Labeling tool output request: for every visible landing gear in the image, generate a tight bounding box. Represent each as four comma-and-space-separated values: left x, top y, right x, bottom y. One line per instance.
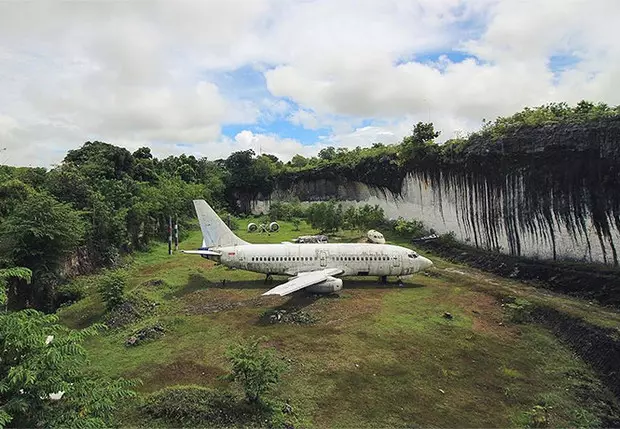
397, 277, 404, 287
264, 274, 273, 284
379, 275, 388, 284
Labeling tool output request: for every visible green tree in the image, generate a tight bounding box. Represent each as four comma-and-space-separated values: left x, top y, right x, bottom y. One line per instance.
0, 192, 86, 272
0, 180, 33, 219
355, 204, 385, 231
224, 337, 286, 404
0, 309, 138, 428
306, 201, 343, 233
0, 192, 86, 310
343, 206, 358, 231
290, 154, 309, 168
318, 146, 336, 161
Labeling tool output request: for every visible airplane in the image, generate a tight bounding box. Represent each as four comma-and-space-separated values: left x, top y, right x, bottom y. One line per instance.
182, 200, 434, 297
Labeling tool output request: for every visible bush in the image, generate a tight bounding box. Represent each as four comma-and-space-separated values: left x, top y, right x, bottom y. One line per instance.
394, 216, 426, 237
141, 385, 271, 427
55, 281, 85, 306
224, 337, 287, 403
503, 296, 534, 324
98, 271, 126, 311
306, 201, 342, 233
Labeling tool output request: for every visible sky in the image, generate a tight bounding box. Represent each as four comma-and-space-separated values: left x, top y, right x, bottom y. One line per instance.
0, 0, 619, 167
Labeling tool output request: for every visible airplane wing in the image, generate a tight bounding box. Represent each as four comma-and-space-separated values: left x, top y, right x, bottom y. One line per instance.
262, 268, 344, 297
181, 249, 221, 256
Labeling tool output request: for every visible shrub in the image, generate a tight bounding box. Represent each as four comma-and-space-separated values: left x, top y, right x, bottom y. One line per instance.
224, 337, 287, 403
55, 281, 85, 306
394, 216, 426, 237
141, 385, 271, 427
97, 271, 126, 311
504, 296, 534, 324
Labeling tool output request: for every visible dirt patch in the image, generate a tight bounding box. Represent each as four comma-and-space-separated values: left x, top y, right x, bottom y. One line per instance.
458, 291, 520, 340
419, 239, 620, 308
259, 308, 317, 325
135, 360, 227, 393
320, 288, 389, 327
183, 288, 279, 315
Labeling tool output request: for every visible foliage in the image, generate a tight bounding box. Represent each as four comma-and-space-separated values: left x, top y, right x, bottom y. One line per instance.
223, 337, 287, 404
140, 385, 278, 427
268, 200, 306, 221
0, 309, 138, 428
394, 217, 427, 237
478, 100, 620, 139
355, 204, 385, 231
504, 297, 534, 324
399, 122, 441, 166
306, 201, 343, 233
97, 271, 126, 311
292, 218, 301, 231
0, 192, 87, 272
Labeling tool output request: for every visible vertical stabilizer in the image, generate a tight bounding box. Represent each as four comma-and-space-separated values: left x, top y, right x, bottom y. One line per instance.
193, 200, 248, 248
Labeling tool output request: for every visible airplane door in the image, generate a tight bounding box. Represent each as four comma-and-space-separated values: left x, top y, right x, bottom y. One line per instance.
319, 251, 328, 268
392, 255, 400, 268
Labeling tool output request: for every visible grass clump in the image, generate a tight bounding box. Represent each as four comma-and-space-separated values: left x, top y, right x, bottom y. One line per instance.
503, 296, 534, 323
141, 385, 267, 427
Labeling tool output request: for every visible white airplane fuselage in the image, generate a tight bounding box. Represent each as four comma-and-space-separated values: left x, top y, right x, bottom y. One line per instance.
211, 242, 432, 277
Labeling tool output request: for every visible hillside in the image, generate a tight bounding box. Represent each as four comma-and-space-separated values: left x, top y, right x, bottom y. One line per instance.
56, 219, 620, 428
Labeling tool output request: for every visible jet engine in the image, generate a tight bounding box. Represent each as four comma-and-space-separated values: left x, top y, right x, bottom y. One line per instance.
247, 223, 258, 232
269, 221, 280, 232
306, 276, 343, 294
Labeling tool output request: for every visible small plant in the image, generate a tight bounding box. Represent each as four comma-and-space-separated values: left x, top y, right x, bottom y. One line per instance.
223, 337, 287, 403
504, 297, 534, 324
292, 218, 301, 231
527, 404, 551, 428
98, 271, 126, 311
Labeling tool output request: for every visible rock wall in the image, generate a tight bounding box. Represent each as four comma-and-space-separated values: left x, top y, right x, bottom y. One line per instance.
254, 118, 620, 265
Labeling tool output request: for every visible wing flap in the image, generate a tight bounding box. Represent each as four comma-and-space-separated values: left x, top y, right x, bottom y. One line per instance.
262, 268, 344, 296
181, 250, 221, 256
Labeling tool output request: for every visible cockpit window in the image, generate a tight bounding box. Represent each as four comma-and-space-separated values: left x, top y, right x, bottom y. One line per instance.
408, 253, 418, 259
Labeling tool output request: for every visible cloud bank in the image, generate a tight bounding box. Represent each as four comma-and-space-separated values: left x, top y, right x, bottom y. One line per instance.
0, 0, 618, 166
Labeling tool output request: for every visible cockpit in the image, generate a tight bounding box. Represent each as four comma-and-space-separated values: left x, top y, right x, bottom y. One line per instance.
407, 252, 419, 259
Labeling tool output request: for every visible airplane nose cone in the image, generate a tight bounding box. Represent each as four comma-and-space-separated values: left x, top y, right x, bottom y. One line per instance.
421, 256, 433, 270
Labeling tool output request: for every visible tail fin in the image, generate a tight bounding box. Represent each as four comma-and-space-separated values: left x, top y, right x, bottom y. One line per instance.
193, 200, 248, 248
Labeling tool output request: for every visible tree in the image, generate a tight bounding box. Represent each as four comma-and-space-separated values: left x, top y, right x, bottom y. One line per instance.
224, 337, 286, 404
290, 154, 309, 168
0, 192, 86, 272
318, 146, 336, 161
356, 204, 385, 231
399, 122, 441, 164
306, 201, 343, 233
0, 309, 138, 428
0, 192, 87, 310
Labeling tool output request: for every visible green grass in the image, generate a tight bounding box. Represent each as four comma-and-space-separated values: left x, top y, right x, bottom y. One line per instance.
57, 220, 620, 428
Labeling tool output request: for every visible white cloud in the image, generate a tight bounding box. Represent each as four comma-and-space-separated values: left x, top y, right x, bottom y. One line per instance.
0, 0, 619, 167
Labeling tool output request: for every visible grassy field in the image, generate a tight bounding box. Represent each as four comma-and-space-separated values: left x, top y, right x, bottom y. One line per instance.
58, 219, 620, 428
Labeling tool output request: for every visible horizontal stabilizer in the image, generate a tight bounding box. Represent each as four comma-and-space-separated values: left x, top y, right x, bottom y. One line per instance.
181, 249, 221, 256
